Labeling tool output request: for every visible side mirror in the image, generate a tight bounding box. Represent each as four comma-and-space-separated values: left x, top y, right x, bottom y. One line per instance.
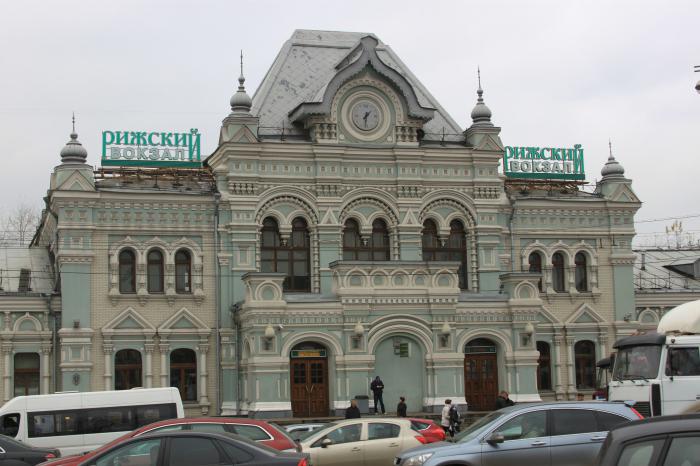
487, 432, 505, 445
321, 438, 333, 448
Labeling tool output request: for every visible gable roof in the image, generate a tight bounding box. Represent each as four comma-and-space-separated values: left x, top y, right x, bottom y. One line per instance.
634, 249, 700, 291
251, 29, 464, 142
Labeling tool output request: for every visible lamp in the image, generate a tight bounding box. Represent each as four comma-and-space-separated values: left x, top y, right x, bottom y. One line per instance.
440, 322, 452, 348
440, 322, 452, 335
353, 322, 364, 336
264, 324, 275, 339
523, 322, 535, 346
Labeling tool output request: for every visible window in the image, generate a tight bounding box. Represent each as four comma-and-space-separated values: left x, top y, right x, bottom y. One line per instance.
14, 353, 39, 397
18, 268, 31, 292
368, 423, 400, 440
575, 252, 588, 292
115, 349, 142, 390
170, 349, 197, 402
575, 340, 596, 389
495, 410, 547, 440
595, 411, 629, 431
342, 219, 390, 261
315, 424, 362, 446
147, 250, 164, 293
617, 439, 665, 466
1, 413, 20, 438
666, 347, 700, 376
260, 217, 310, 292
662, 436, 700, 466
422, 219, 469, 289
27, 411, 79, 438
95, 438, 161, 466
219, 442, 254, 464
231, 424, 272, 441
189, 423, 228, 434
551, 409, 598, 436
135, 404, 177, 427
552, 252, 566, 292
84, 407, 135, 434
536, 342, 552, 391
175, 250, 192, 293
119, 249, 136, 293
528, 252, 543, 291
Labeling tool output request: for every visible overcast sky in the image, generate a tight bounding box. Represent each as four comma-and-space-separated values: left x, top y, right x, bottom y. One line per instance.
1, 0, 698, 246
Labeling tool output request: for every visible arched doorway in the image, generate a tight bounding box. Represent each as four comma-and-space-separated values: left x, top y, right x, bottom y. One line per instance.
374, 335, 425, 414
290, 342, 329, 417
464, 338, 498, 411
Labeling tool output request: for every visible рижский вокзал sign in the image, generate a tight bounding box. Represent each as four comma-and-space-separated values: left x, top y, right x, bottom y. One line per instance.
101, 129, 201, 168
504, 144, 585, 180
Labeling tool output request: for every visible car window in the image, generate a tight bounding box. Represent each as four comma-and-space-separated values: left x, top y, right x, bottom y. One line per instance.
368, 423, 400, 440
314, 424, 362, 446
666, 347, 700, 376
190, 423, 228, 434
95, 438, 161, 466
552, 409, 598, 436
219, 441, 254, 463
662, 436, 700, 466
496, 411, 547, 440
411, 421, 430, 430
616, 439, 665, 466
232, 424, 271, 441
1, 414, 20, 438
596, 411, 630, 431
169, 437, 223, 466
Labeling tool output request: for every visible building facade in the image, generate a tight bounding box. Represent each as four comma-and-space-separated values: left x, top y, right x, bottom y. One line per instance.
14, 29, 643, 417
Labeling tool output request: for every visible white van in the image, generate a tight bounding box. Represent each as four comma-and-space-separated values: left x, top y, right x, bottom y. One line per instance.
0, 387, 183, 456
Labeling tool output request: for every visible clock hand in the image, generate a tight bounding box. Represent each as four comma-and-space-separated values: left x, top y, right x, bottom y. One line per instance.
363, 111, 370, 128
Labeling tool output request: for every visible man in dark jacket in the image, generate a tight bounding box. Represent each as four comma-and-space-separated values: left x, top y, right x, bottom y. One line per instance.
495, 391, 515, 410
397, 396, 407, 417
370, 376, 386, 414
345, 399, 361, 419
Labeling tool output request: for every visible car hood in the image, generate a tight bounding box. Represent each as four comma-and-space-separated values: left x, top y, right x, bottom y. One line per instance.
400, 440, 479, 458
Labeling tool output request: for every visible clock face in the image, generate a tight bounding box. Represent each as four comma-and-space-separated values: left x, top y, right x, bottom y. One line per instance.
351, 100, 381, 131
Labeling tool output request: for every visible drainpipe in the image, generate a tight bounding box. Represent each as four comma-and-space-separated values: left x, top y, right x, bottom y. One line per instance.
44, 293, 59, 393
213, 191, 221, 415
232, 303, 242, 415
507, 192, 517, 273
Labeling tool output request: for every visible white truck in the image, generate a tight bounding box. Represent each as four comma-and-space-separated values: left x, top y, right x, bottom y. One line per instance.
608, 299, 700, 417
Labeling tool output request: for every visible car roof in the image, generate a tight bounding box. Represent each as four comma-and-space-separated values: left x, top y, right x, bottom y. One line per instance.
608, 413, 700, 442
494, 401, 634, 415
136, 416, 278, 433
135, 430, 281, 455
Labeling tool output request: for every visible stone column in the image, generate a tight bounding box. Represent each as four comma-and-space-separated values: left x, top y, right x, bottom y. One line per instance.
41, 344, 52, 394
566, 336, 576, 398
103, 343, 114, 390
3, 344, 13, 401
144, 344, 154, 388
198, 343, 210, 411
159, 343, 169, 388
553, 335, 565, 400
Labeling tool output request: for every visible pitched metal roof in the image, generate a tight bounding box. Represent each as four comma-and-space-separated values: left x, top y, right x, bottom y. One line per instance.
634, 249, 700, 291
0, 247, 54, 294
251, 29, 464, 142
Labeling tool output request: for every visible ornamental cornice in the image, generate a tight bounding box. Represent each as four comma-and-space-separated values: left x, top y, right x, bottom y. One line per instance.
57, 254, 94, 264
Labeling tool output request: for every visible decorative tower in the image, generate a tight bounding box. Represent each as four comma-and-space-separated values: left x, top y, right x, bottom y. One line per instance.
50, 114, 95, 191
464, 68, 503, 150
219, 52, 259, 144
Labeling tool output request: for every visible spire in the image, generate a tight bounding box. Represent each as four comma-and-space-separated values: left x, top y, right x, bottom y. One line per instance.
470, 67, 493, 127
229, 50, 253, 115
60, 113, 88, 164
601, 138, 625, 179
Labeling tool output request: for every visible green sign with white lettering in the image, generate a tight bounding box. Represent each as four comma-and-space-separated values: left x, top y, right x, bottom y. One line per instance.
101, 129, 201, 168
504, 144, 585, 180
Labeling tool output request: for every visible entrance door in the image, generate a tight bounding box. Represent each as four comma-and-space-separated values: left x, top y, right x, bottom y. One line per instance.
290, 343, 329, 417
464, 339, 498, 411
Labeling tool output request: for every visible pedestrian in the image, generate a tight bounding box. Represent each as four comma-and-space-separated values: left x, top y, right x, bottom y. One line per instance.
440, 399, 452, 436
370, 376, 386, 414
345, 399, 361, 419
448, 402, 462, 435
495, 391, 514, 410
397, 396, 407, 417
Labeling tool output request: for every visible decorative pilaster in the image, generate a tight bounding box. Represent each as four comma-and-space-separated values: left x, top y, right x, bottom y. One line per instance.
159, 343, 169, 388
553, 335, 565, 400
198, 342, 210, 414
41, 344, 52, 394
565, 336, 576, 397
144, 344, 155, 388
3, 343, 13, 401
103, 343, 114, 390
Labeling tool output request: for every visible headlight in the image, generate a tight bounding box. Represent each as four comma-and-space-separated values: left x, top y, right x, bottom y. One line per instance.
401, 452, 434, 466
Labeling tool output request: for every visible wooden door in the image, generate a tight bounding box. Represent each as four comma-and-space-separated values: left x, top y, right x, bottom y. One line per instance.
464, 353, 498, 411
290, 358, 329, 417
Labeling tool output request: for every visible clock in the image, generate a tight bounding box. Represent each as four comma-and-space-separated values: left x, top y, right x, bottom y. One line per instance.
351, 100, 381, 131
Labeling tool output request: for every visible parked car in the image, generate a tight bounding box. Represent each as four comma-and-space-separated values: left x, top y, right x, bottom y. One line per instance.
296, 418, 424, 466
396, 401, 643, 466
38, 417, 297, 466
596, 413, 700, 466
0, 434, 60, 465
56, 430, 307, 466
408, 419, 445, 443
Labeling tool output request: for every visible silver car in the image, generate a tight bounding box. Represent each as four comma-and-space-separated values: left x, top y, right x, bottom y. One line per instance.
396, 401, 642, 466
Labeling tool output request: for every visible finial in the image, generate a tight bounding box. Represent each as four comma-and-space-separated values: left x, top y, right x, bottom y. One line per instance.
72, 112, 75, 133
238, 50, 246, 88
60, 113, 88, 164
608, 138, 613, 159
240, 50, 244, 76
477, 66, 482, 90
470, 67, 492, 127
601, 138, 625, 178
230, 50, 253, 114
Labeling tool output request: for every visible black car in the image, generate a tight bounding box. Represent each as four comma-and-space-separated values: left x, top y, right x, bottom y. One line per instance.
76, 430, 308, 466
596, 413, 700, 466
0, 434, 59, 466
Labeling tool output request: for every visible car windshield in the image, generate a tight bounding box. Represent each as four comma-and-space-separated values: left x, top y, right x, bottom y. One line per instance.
613, 345, 662, 380
454, 411, 504, 444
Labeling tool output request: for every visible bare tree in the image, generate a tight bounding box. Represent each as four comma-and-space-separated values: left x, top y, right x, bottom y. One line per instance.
3, 204, 40, 246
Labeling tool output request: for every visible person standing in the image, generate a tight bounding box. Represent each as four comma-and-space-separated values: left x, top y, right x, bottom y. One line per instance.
495, 391, 514, 410
370, 376, 386, 414
397, 396, 407, 417
440, 399, 452, 436
448, 402, 461, 435
345, 399, 361, 419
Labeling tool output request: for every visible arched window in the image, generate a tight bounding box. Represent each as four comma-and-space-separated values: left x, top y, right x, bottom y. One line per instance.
261, 217, 310, 292
552, 252, 566, 292
342, 219, 390, 261
170, 348, 197, 401
536, 341, 552, 391
422, 219, 469, 290
575, 252, 588, 292
14, 353, 39, 396
147, 250, 164, 293
119, 249, 136, 294
528, 252, 543, 291
175, 250, 191, 294
574, 340, 596, 389
115, 349, 142, 390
